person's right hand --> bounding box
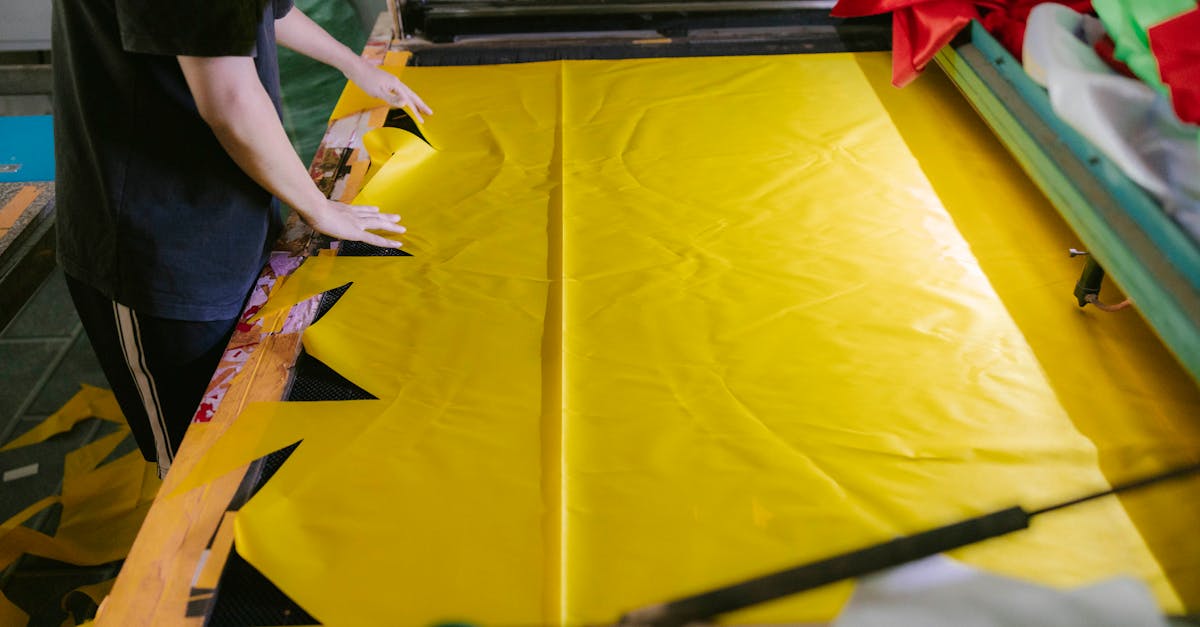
[345,61,433,124]
[300,200,406,249]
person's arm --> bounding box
[275,7,432,122]
[178,55,405,248]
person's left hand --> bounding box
[346,61,433,123]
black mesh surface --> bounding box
[286,349,377,402]
[383,109,430,146]
[251,442,301,499]
[338,240,413,257]
[205,446,313,626]
[206,547,317,627]
[313,282,352,324]
[204,235,389,623]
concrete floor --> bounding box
[0,267,127,627]
[1,51,115,624]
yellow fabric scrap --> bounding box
[65,579,115,611]
[1,385,123,452]
[0,589,28,627]
[58,579,116,627]
[180,53,1200,626]
[0,386,159,571]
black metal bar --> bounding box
[1031,461,1200,517]
[620,508,1030,627]
[621,461,1200,627]
[423,1,837,18]
[405,1,852,43]
[1073,256,1105,308]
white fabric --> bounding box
[833,555,1167,627]
[1023,3,1200,239]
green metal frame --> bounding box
[935,21,1200,384]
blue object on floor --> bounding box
[0,115,54,182]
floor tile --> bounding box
[24,332,107,417]
[0,339,67,440]
[2,269,78,340]
[1,418,120,525]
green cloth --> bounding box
[279,0,368,165]
[1092,0,1195,94]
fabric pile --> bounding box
[0,386,161,626]
[1025,3,1200,238]
[1092,0,1200,126]
[830,1,1092,87]
[832,0,1200,238]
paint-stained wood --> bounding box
[97,331,304,626]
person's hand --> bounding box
[300,200,406,249]
[346,61,433,123]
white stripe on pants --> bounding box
[112,302,173,477]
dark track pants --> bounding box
[65,273,237,478]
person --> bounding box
[51,0,432,478]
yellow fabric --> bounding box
[0,497,57,537]
[1,385,123,452]
[66,579,115,610]
[855,52,1200,607]
[189,252,555,623]
[0,387,159,572]
[183,53,1200,626]
[558,54,1196,624]
[327,52,412,122]
[174,400,392,497]
[328,59,408,121]
[0,589,28,627]
[59,579,116,626]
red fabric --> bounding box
[1148,7,1200,125]
[831,0,1093,86]
[892,2,982,86]
[978,1,1092,59]
[833,0,936,13]
[832,0,987,86]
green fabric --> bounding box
[1092,0,1196,94]
[279,0,367,165]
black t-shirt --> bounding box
[52,0,294,321]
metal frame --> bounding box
[401,0,845,42]
[935,21,1200,383]
[418,1,837,17]
[388,0,405,40]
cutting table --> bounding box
[0,115,55,331]
[96,3,1200,625]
